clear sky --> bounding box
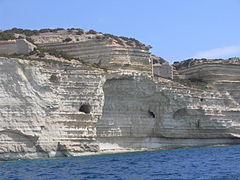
[1,0,240,62]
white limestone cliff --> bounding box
[0,29,240,160]
[0,56,240,160]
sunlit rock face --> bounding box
[97,72,240,151]
[0,57,105,160]
[0,56,240,160]
[31,31,152,72]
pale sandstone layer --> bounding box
[0,56,240,160]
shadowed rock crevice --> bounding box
[148,110,156,118]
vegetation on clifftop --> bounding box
[173,57,240,70]
[0,28,151,50]
[0,47,109,72]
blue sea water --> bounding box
[0,145,240,180]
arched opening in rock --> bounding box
[79,104,91,114]
[148,110,156,118]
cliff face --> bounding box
[1,56,240,160]
[37,39,151,72]
[0,57,105,160]
[174,58,240,105]
[97,74,240,151]
[0,29,240,160]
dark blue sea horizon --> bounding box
[0,145,240,180]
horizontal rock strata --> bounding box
[0,56,240,160]
[1,29,239,160]
[38,40,151,72]
[0,57,104,160]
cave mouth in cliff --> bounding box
[148,110,156,118]
[79,104,91,114]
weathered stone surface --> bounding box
[37,40,151,72]
[97,73,240,150]
[174,59,240,105]
[153,63,173,79]
[0,48,240,160]
[0,55,240,160]
[173,57,240,70]
[0,57,104,160]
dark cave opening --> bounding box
[79,104,91,114]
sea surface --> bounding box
[0,145,240,180]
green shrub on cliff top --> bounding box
[5,28,39,36]
[63,37,72,43]
[0,32,15,40]
[86,30,97,34]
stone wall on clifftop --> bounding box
[0,39,36,55]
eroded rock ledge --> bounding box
[0,28,240,160]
